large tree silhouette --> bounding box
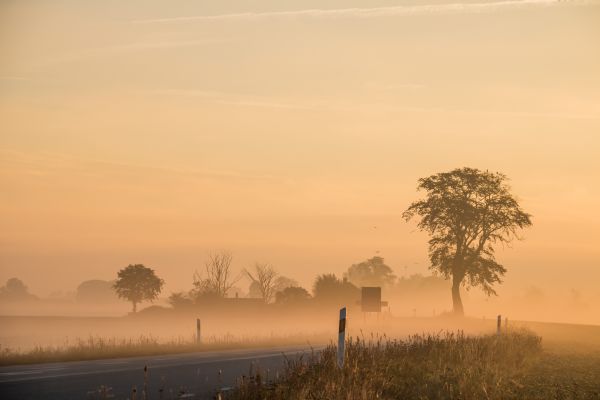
[403,168,532,315]
[113,264,164,313]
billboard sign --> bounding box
[361,287,382,312]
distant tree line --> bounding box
[163,252,432,311]
[1,168,531,317]
[115,167,531,316]
[0,278,38,302]
[0,255,451,314]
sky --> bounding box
[1,0,599,319]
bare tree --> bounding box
[194,251,240,298]
[245,263,278,303]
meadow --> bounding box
[0,334,326,367]
[227,330,600,400]
[3,315,600,399]
[2,313,600,367]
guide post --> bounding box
[338,307,346,368]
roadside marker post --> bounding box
[196,318,201,345]
[497,314,502,336]
[338,307,346,368]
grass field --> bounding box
[0,334,327,367]
[226,330,600,400]
[3,314,600,370]
[4,316,596,399]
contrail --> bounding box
[131,0,587,24]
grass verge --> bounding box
[226,330,600,400]
[0,334,323,366]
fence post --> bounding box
[497,314,501,336]
[196,318,201,345]
[338,307,346,368]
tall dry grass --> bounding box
[80,329,600,399]
[0,333,324,366]
[228,330,548,399]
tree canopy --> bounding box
[312,273,360,305]
[76,280,117,303]
[275,286,311,305]
[344,256,396,288]
[0,278,38,302]
[403,167,532,315]
[168,291,194,309]
[113,264,164,313]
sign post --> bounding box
[338,307,346,368]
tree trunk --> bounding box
[132,301,137,313]
[452,275,464,316]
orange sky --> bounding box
[1,1,599,319]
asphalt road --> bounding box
[0,345,320,400]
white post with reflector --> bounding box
[338,307,346,368]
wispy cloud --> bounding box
[151,89,318,111]
[100,39,228,52]
[150,89,600,119]
[35,38,229,68]
[131,0,583,24]
[365,103,600,120]
[363,81,426,91]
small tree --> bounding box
[245,263,278,303]
[168,292,194,309]
[273,276,299,293]
[0,278,38,301]
[403,167,532,315]
[76,280,117,303]
[344,256,396,288]
[113,264,164,313]
[312,274,360,304]
[275,286,311,305]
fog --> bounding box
[1,0,599,351]
[2,268,600,352]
